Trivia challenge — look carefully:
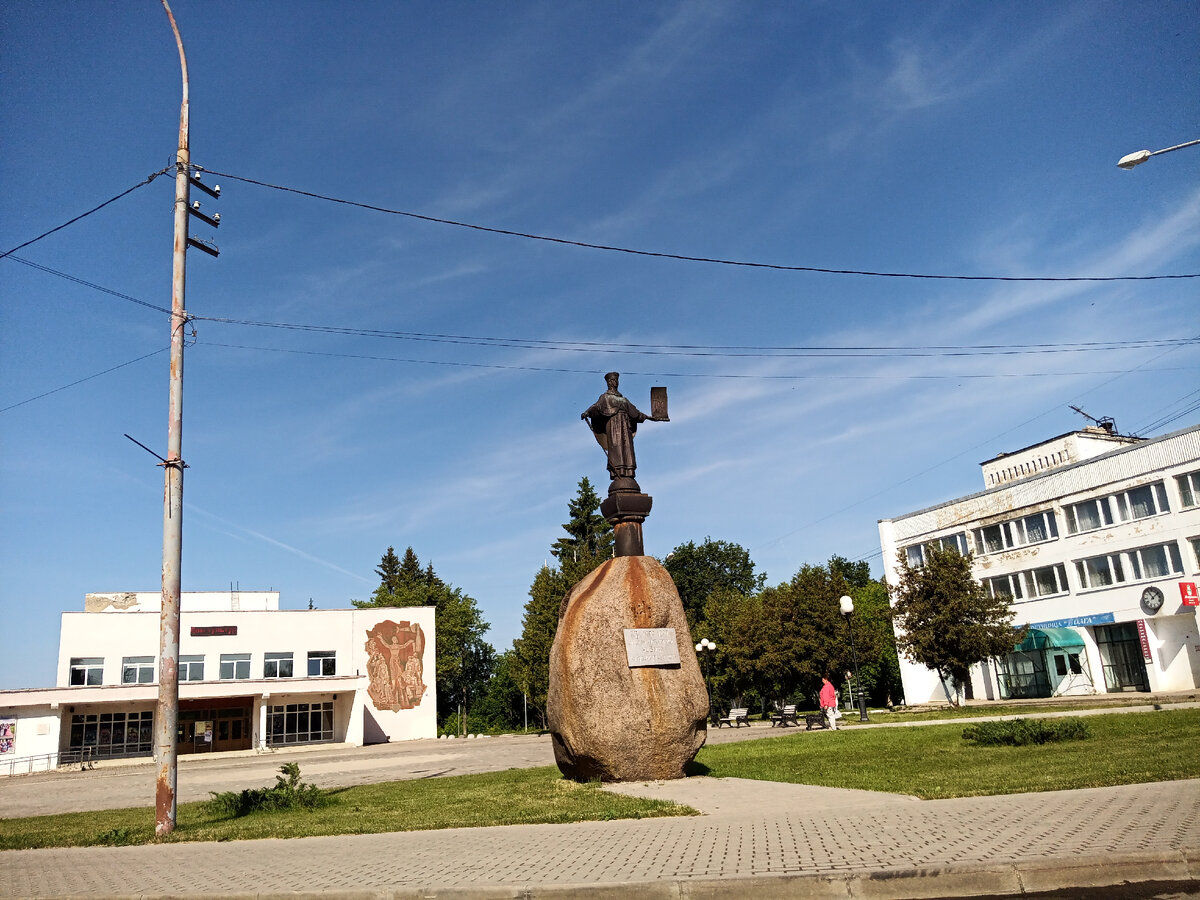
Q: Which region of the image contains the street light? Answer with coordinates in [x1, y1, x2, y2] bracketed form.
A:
[838, 596, 870, 722]
[695, 638, 716, 724]
[1117, 138, 1200, 170]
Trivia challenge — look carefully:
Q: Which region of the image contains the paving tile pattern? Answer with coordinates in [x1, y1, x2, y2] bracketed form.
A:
[3, 780, 1197, 897]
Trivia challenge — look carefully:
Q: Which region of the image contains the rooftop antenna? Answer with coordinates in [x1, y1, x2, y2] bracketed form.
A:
[1069, 405, 1116, 435]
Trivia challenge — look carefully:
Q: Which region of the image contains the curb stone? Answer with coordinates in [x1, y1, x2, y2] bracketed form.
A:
[25, 853, 1200, 900]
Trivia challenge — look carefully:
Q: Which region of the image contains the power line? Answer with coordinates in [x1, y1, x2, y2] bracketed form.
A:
[193, 314, 1200, 359]
[7, 256, 173, 315]
[200, 167, 1200, 283]
[196, 338, 1195, 380]
[0, 347, 168, 414]
[0, 168, 172, 261]
[754, 332, 1199, 562]
[14, 254, 1199, 359]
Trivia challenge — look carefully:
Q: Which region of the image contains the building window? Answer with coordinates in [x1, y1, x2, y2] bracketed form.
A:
[985, 574, 1023, 601]
[264, 652, 293, 678]
[973, 511, 1058, 555]
[975, 522, 1014, 555]
[1023, 563, 1070, 598]
[1127, 542, 1184, 581]
[267, 701, 334, 745]
[69, 710, 153, 758]
[985, 564, 1069, 601]
[1177, 470, 1200, 508]
[1113, 483, 1170, 522]
[121, 656, 154, 684]
[179, 655, 205, 681]
[1064, 497, 1115, 535]
[308, 651, 336, 677]
[69, 657, 104, 686]
[1075, 553, 1125, 590]
[219, 653, 251, 680]
[1190, 536, 1200, 570]
[903, 533, 968, 566]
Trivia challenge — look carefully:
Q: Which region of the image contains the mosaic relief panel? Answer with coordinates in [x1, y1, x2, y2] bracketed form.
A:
[365, 620, 426, 712]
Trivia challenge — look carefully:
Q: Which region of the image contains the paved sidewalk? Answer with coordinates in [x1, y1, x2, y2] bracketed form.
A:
[4, 777, 1198, 898]
[4, 701, 1200, 897]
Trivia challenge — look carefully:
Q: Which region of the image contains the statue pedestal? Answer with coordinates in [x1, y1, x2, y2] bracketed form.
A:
[601, 491, 652, 557]
[548, 557, 707, 781]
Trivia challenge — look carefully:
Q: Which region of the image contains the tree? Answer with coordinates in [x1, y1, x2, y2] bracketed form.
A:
[512, 478, 612, 728]
[472, 650, 527, 731]
[890, 545, 1026, 705]
[510, 565, 568, 729]
[367, 545, 441, 607]
[550, 476, 613, 581]
[845, 579, 905, 707]
[828, 554, 871, 590]
[435, 587, 493, 734]
[663, 538, 765, 629]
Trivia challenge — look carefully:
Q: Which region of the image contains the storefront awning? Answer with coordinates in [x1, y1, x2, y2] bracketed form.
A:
[1015, 627, 1086, 653]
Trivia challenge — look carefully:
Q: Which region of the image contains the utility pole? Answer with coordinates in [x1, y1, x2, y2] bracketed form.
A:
[155, 0, 219, 836]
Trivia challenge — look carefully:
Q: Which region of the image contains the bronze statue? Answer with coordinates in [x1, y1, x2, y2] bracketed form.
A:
[582, 373, 666, 484]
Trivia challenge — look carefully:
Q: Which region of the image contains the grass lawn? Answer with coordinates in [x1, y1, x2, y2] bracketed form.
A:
[0, 765, 694, 851]
[692, 707, 1200, 799]
[848, 697, 1168, 723]
[4, 708, 1198, 850]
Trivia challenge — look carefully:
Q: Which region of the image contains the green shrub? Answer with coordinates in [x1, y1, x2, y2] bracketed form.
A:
[207, 763, 326, 817]
[962, 718, 1090, 746]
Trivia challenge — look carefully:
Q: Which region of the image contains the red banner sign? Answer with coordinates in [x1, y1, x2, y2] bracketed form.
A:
[1136, 620, 1152, 662]
[1181, 582, 1199, 606]
[190, 625, 237, 637]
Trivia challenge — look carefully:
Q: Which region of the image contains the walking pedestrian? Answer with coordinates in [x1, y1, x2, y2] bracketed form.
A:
[819, 675, 840, 730]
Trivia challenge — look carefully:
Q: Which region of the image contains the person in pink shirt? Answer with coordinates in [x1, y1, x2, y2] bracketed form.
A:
[819, 675, 840, 730]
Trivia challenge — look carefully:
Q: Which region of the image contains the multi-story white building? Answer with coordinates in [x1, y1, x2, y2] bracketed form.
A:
[878, 423, 1200, 704]
[0, 590, 436, 773]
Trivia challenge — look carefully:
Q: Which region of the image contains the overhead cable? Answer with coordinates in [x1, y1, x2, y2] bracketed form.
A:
[196, 338, 1194, 380]
[0, 348, 168, 414]
[0, 167, 172, 261]
[200, 167, 1200, 282]
[8, 256, 173, 315]
[14, 255, 1198, 359]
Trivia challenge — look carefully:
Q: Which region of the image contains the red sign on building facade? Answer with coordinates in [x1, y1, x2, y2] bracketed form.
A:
[1181, 582, 1199, 606]
[190, 625, 238, 637]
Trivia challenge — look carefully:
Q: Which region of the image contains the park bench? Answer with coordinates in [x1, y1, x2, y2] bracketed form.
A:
[716, 707, 749, 728]
[770, 704, 799, 727]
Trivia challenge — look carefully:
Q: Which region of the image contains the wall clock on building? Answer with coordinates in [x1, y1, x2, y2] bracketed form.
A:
[1141, 586, 1165, 614]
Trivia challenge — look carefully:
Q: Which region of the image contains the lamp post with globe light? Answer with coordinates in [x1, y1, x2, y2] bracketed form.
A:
[838, 596, 870, 722]
[695, 638, 716, 724]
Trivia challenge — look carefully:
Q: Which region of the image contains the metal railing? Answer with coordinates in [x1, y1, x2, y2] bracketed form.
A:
[2, 747, 96, 777]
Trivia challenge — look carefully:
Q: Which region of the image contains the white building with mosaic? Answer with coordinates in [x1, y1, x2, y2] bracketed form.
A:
[0, 590, 435, 773]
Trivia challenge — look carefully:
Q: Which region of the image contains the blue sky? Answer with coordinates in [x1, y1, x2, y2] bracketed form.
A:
[2, 2, 1197, 690]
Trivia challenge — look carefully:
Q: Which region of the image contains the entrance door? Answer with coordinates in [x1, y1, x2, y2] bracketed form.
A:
[1094, 623, 1150, 692]
[177, 698, 253, 753]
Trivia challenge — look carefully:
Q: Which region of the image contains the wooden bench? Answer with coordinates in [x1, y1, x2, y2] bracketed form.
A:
[716, 707, 749, 728]
[770, 704, 799, 727]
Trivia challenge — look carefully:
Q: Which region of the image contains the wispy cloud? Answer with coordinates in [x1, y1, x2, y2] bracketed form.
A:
[187, 503, 371, 582]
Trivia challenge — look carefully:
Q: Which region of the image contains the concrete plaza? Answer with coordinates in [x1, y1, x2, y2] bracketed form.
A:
[2, 700, 1199, 898]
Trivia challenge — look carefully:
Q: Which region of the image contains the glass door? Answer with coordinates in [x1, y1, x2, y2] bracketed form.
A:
[1094, 623, 1150, 692]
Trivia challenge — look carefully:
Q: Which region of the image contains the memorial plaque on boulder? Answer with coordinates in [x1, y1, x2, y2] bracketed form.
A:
[623, 628, 681, 667]
[548, 556, 708, 782]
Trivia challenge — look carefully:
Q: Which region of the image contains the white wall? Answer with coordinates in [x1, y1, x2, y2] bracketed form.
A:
[0, 705, 60, 773]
